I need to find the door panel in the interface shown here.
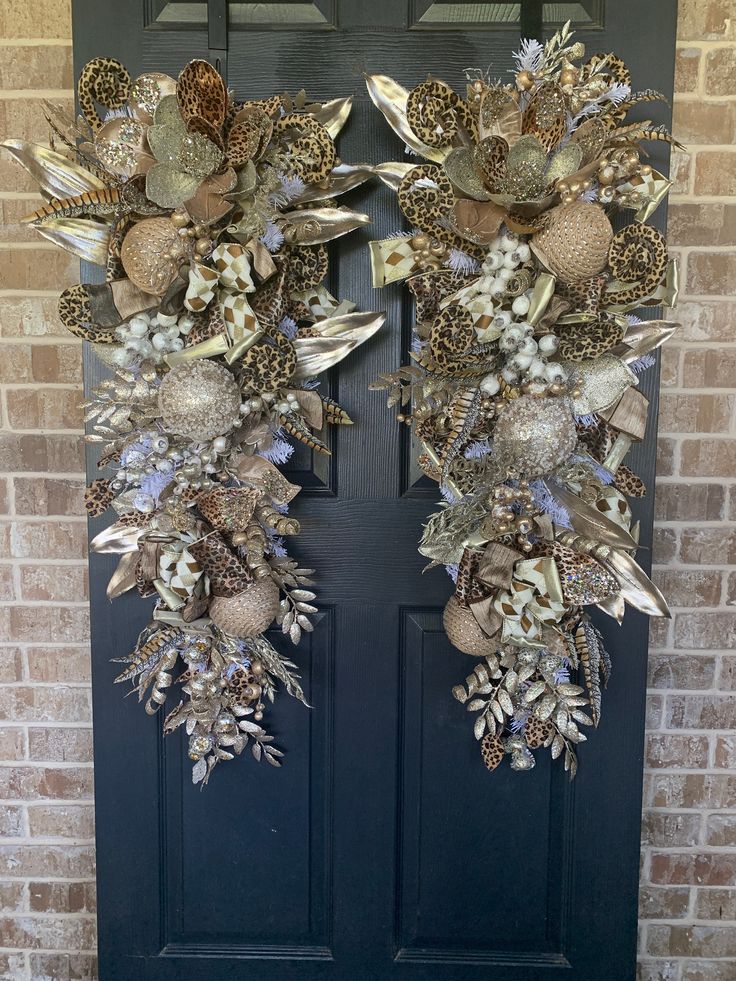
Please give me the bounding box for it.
[72,2,677,978]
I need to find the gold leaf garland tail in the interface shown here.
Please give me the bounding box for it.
[367,21,678,778]
[4,58,384,786]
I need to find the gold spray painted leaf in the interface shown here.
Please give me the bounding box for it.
[35,217,111,265]
[280,207,371,245]
[545,481,638,549]
[290,163,377,204]
[1,139,105,198]
[310,97,352,138]
[293,311,385,379]
[606,548,671,618]
[364,74,449,163]
[371,161,416,191]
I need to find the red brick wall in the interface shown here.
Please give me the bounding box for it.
[0,1,733,979]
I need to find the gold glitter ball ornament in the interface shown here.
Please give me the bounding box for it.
[208,580,280,637]
[531,201,613,284]
[121,217,193,295]
[158,360,241,442]
[493,396,577,478]
[443,596,498,656]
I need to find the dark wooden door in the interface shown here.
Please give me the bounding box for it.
[73,1,677,978]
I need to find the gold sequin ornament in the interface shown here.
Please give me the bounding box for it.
[493,396,577,478]
[158,360,241,441]
[121,217,193,295]
[208,580,280,637]
[443,596,498,656]
[531,201,613,284]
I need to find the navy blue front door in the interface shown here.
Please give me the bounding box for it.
[73,1,677,978]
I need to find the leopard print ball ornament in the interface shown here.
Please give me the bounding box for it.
[158,360,241,441]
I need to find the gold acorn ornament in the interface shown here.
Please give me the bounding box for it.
[531,201,613,283]
[208,580,281,637]
[443,596,498,656]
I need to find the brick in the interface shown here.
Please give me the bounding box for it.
[650,572,721,609]
[647,694,664,729]
[666,693,736,727]
[0,0,71,38]
[29,881,95,914]
[675,46,701,92]
[0,343,33,383]
[26,646,90,684]
[681,527,736,564]
[0,434,84,473]
[14,477,85,516]
[0,605,89,644]
[19,564,88,602]
[0,880,25,914]
[705,45,736,95]
[648,653,717,689]
[672,100,736,143]
[0,565,15,601]
[0,914,96,951]
[0,953,25,980]
[0,686,90,723]
[0,296,67,338]
[670,149,692,194]
[639,885,690,919]
[31,342,83,384]
[715,735,736,768]
[675,300,736,343]
[0,727,25,761]
[718,655,736,689]
[0,44,73,89]
[683,347,736,387]
[650,853,736,886]
[706,813,736,846]
[659,345,680,388]
[674,614,736,651]
[687,251,736,295]
[0,845,94,878]
[0,246,78,291]
[695,888,736,921]
[646,734,710,769]
[659,393,735,434]
[682,964,736,981]
[0,766,93,801]
[652,528,678,564]
[637,962,679,981]
[0,648,23,684]
[0,197,44,244]
[6,388,83,431]
[677,0,736,40]
[28,727,92,763]
[656,437,675,477]
[28,953,98,981]
[655,484,725,522]
[648,923,736,957]
[669,203,736,246]
[694,149,736,196]
[9,520,87,559]
[0,804,23,837]
[681,438,736,477]
[27,804,94,840]
[647,774,736,809]
[642,811,702,847]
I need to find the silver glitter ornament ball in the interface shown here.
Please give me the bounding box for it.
[493,396,577,478]
[159,360,241,442]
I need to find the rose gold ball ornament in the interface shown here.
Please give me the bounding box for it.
[443,596,497,657]
[208,580,281,637]
[121,217,194,295]
[531,201,613,284]
[158,360,241,442]
[493,396,577,478]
